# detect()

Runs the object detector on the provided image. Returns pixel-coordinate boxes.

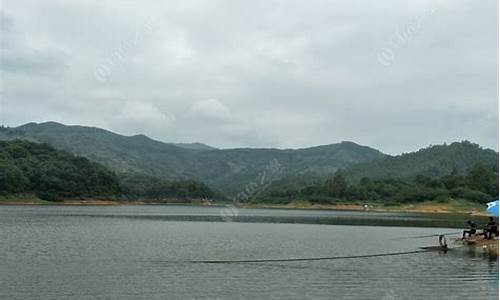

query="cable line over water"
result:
[391,231,463,240]
[170,249,439,264]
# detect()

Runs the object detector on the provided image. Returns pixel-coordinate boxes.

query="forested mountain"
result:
[173,142,218,151]
[342,141,498,182]
[0,122,385,194]
[1,122,199,178]
[0,140,121,200]
[256,141,499,204]
[259,141,498,200]
[0,140,215,201]
[1,122,497,202]
[257,164,498,205]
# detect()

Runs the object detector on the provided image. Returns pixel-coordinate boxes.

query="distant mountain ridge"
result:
[0,122,386,195]
[342,141,499,182]
[256,141,499,201]
[1,122,497,197]
[173,142,218,151]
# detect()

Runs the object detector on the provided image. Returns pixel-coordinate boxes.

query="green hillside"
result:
[0,122,385,195]
[0,140,121,200]
[0,140,216,202]
[1,123,497,202]
[259,164,498,205]
[257,142,499,205]
[343,141,498,182]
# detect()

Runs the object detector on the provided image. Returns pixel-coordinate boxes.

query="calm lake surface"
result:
[0,205,498,299]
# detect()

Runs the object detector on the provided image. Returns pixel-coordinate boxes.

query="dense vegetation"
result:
[0,140,215,202]
[0,140,121,200]
[0,122,385,194]
[343,141,498,182]
[119,173,215,202]
[256,165,499,205]
[1,123,498,205]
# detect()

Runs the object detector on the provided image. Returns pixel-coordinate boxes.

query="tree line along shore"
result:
[0,139,497,211]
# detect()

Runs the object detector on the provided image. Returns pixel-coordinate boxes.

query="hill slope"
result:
[256,142,498,204]
[0,122,385,195]
[0,140,121,199]
[227,142,499,201]
[343,141,499,182]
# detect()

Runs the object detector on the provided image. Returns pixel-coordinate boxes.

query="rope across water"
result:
[179,249,438,264]
[394,231,463,239]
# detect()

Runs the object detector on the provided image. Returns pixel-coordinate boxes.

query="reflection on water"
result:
[1,204,489,228]
[0,205,497,300]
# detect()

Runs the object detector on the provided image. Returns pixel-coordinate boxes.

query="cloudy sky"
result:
[0,0,498,154]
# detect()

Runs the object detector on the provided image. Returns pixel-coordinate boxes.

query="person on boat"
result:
[462,220,477,239]
[483,217,497,240]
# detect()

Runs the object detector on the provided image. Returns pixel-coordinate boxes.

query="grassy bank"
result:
[0,194,55,205]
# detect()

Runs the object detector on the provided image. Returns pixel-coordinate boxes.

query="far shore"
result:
[0,198,489,216]
[239,202,488,216]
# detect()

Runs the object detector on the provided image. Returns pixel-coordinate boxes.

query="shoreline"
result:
[0,198,488,216]
[239,202,488,216]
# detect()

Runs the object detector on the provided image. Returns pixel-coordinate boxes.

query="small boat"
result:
[420,235,449,252]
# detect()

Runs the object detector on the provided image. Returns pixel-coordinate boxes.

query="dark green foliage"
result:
[465,165,499,196]
[0,162,29,193]
[325,172,349,198]
[35,191,63,202]
[256,141,498,205]
[0,140,216,202]
[257,165,499,204]
[119,173,215,201]
[0,122,385,195]
[343,141,498,182]
[449,188,490,203]
[1,123,498,203]
[0,140,121,200]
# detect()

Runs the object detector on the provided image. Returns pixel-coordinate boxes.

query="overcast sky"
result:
[0,0,498,154]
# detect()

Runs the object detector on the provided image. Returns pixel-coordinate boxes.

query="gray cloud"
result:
[0,0,497,154]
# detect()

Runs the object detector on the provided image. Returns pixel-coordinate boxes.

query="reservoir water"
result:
[0,205,497,299]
